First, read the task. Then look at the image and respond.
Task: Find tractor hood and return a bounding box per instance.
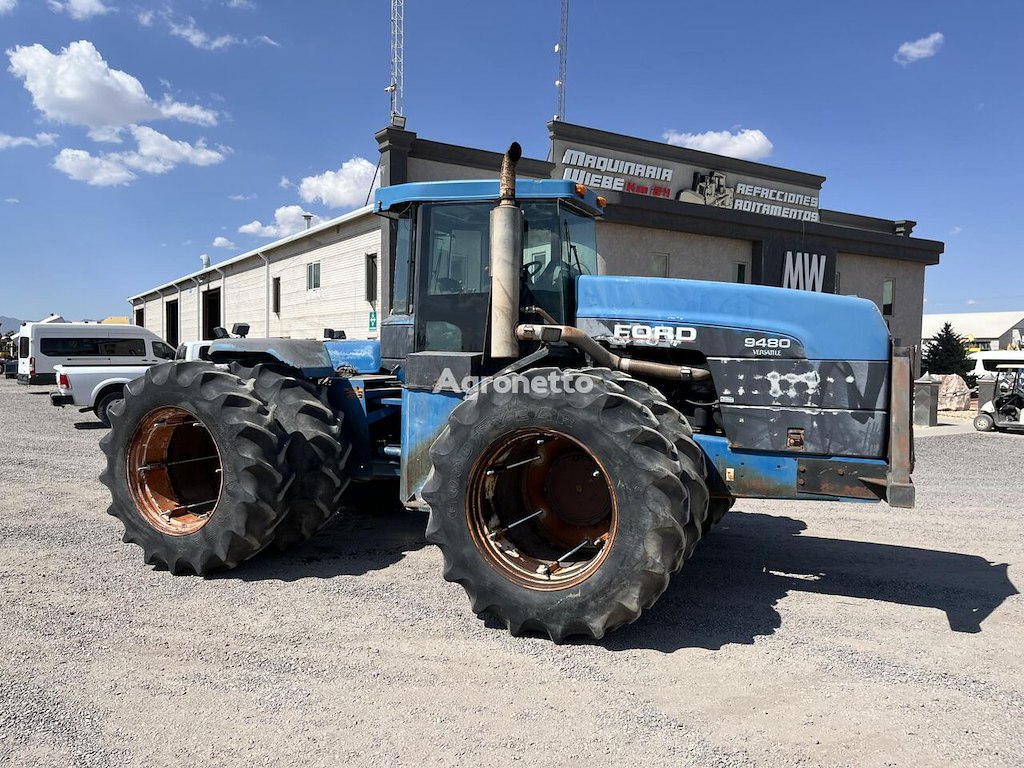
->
[576,275,891,361]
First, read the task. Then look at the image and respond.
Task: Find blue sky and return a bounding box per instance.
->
[0,0,1021,323]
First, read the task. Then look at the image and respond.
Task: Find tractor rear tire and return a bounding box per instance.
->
[230,364,350,551]
[99,361,292,575]
[580,367,708,564]
[423,367,688,641]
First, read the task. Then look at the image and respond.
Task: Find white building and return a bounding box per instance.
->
[922,311,1024,351]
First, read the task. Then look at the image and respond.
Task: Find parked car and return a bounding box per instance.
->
[18,322,175,385]
[50,343,209,426]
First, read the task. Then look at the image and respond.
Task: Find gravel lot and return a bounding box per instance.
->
[1,377,1021,768]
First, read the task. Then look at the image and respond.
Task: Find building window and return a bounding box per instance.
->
[134,307,144,327]
[365,252,378,303]
[306,262,321,291]
[734,262,747,284]
[651,252,668,277]
[882,279,895,316]
[272,277,281,314]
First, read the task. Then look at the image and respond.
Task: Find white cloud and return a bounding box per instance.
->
[87,126,123,143]
[239,205,320,238]
[0,0,17,16]
[4,198,20,204]
[228,193,256,201]
[137,9,155,26]
[155,95,217,126]
[254,35,280,47]
[894,32,944,65]
[46,0,111,20]
[225,0,255,8]
[0,132,58,149]
[663,128,773,161]
[120,125,227,173]
[213,236,236,249]
[299,157,378,209]
[949,225,963,236]
[53,148,136,186]
[53,125,229,186]
[278,175,292,189]
[6,41,219,133]
[169,17,239,51]
[966,298,978,306]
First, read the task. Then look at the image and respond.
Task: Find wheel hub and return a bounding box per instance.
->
[126,406,223,536]
[467,429,616,591]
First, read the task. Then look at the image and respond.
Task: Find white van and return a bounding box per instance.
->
[17,322,176,384]
[969,351,1024,379]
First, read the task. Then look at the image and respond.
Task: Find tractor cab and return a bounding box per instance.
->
[374,178,604,365]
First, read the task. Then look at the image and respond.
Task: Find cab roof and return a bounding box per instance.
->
[374,179,604,217]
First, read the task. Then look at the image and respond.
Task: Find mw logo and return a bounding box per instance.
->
[783,250,827,292]
[613,323,698,344]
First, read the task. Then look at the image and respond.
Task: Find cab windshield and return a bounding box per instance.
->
[412,200,597,353]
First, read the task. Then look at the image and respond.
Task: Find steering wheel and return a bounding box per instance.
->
[522,261,545,279]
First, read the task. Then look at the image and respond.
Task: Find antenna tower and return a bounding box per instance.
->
[555,0,568,121]
[388,0,405,126]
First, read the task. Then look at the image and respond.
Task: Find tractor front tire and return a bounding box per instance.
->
[423,368,687,642]
[580,367,709,563]
[230,364,350,551]
[99,362,292,575]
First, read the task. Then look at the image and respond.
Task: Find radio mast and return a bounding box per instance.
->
[554,0,568,121]
[387,0,405,127]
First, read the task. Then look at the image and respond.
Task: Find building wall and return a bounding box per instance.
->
[836,252,925,349]
[407,158,497,182]
[268,218,382,340]
[596,221,750,281]
[134,213,383,344]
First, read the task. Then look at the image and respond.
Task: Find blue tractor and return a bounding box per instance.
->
[101,144,914,641]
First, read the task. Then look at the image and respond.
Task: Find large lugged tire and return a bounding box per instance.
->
[99,361,292,575]
[423,367,688,641]
[580,367,709,562]
[229,364,350,551]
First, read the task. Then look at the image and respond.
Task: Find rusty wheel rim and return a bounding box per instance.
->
[466,428,616,591]
[126,406,223,536]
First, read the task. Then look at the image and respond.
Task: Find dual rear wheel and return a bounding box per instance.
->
[100,362,348,574]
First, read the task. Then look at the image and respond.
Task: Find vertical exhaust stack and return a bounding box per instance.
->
[490,142,523,359]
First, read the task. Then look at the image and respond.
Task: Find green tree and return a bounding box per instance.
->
[922,322,973,379]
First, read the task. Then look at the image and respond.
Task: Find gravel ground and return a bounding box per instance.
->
[1,377,1021,768]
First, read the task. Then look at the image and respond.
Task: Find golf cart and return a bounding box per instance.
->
[974,364,1024,432]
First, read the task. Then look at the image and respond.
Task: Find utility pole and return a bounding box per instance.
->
[554,0,568,121]
[387,0,406,128]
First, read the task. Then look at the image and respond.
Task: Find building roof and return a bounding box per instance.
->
[922,311,1024,340]
[129,205,373,302]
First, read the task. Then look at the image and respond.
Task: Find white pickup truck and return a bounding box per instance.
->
[50,341,212,426]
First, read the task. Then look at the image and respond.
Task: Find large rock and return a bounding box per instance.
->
[938,373,971,411]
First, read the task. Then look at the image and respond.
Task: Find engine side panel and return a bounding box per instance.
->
[576,275,893,459]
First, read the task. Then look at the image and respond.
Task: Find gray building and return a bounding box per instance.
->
[130,121,944,349]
